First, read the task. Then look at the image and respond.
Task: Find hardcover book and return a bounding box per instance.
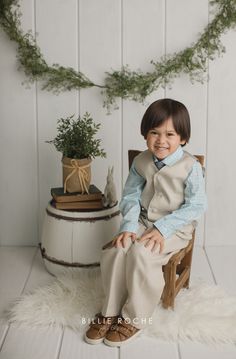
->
[52,199,104,210]
[51,184,102,203]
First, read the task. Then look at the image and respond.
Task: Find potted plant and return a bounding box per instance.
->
[46,112,106,194]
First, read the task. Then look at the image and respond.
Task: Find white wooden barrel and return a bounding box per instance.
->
[40,201,121,276]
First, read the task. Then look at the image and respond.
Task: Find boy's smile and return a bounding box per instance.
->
[146,118,186,160]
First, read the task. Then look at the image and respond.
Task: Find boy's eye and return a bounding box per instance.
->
[167,133,174,136]
[150,131,158,135]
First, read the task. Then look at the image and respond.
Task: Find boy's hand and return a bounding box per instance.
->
[139,227,165,253]
[112,231,137,248]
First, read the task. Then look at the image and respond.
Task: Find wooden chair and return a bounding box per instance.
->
[128,150,204,309]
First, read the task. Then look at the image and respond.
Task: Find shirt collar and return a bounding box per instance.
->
[153,146,183,166]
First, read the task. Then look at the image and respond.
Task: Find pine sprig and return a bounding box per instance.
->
[46,113,106,160]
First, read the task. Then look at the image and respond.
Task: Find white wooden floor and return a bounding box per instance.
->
[0,245,236,359]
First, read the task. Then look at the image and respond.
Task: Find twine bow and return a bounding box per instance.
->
[63,159,90,194]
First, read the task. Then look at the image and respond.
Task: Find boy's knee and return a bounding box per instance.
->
[102,237,133,254]
[128,240,150,258]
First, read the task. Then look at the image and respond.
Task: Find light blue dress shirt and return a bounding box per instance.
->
[118,146,207,239]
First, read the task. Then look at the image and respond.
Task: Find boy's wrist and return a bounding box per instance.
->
[118,222,138,235]
[153,222,171,240]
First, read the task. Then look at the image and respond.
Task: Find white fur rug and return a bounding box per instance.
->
[6,269,236,345]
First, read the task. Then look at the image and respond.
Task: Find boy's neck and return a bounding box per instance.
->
[152,146,183,164]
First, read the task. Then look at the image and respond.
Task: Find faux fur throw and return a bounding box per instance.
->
[7,269,236,345]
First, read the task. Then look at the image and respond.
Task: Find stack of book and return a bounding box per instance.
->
[51,184,104,210]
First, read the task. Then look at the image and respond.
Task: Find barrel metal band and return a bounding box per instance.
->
[46,208,120,222]
[39,243,100,268]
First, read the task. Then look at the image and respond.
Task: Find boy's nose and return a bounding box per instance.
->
[157,135,165,144]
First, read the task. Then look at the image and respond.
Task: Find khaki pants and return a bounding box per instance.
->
[100,219,193,329]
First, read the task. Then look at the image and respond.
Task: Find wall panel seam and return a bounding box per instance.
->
[77,0,80,117]
[121,0,124,191]
[164,0,167,98]
[204,0,210,247]
[34,0,40,244]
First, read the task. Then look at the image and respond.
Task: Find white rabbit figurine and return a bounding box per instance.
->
[103,166,117,207]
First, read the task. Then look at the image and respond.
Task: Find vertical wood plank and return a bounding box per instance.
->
[0,247,37,316]
[205,246,236,295]
[122,0,165,182]
[178,246,236,358]
[206,29,236,245]
[120,336,179,359]
[165,0,208,245]
[191,246,215,284]
[36,0,78,239]
[180,341,236,359]
[59,329,118,359]
[0,325,63,359]
[79,0,122,199]
[0,246,38,355]
[165,0,208,154]
[0,0,38,245]
[23,249,54,292]
[0,248,62,359]
[179,247,236,358]
[0,320,9,350]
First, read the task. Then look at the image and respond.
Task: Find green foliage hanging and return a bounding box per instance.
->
[0,0,236,111]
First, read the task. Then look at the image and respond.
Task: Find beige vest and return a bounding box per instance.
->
[134,149,196,222]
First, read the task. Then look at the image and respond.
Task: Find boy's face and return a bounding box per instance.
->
[146,117,186,160]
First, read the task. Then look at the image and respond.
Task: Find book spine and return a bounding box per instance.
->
[54,200,103,210]
[53,194,102,203]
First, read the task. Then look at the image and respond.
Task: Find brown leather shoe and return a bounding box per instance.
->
[104,318,141,347]
[84,313,119,345]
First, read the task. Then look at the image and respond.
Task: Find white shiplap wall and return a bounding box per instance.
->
[0,0,235,246]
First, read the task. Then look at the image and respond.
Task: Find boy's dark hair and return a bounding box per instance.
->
[140,98,191,146]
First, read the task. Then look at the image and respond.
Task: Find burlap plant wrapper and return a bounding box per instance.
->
[62,156,92,194]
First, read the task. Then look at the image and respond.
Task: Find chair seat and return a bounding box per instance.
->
[167,239,193,265]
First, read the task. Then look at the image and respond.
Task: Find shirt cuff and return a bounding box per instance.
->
[153,220,174,240]
[118,221,139,234]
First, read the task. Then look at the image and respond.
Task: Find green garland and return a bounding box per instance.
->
[0,0,236,111]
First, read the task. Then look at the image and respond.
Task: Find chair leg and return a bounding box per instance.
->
[177,249,194,289]
[161,263,177,309]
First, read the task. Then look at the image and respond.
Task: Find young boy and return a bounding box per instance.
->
[85,98,207,346]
